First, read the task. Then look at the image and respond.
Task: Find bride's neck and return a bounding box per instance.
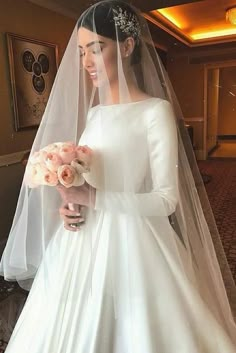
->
[104,71,142,104]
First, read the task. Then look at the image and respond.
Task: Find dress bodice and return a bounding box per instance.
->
[79,98,161,191]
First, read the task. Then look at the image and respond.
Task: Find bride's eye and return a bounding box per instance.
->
[92,46,103,54]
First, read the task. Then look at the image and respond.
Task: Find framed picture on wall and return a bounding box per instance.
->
[6,33,59,131]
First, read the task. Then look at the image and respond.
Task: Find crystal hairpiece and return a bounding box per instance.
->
[112,7,141,40]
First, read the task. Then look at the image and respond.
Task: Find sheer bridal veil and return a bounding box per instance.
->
[1,0,236,343]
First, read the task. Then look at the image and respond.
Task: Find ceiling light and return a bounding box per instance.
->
[157,9,182,29]
[226,7,236,25]
[191,28,236,40]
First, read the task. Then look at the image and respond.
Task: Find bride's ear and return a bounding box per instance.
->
[120,37,135,58]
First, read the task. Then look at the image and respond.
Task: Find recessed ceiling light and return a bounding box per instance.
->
[226,7,236,25]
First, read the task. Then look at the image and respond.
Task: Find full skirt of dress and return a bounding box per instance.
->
[4,210,236,353]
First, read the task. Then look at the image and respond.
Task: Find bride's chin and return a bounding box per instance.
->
[92,79,105,88]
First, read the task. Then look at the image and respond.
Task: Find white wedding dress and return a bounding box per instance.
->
[4,98,236,352]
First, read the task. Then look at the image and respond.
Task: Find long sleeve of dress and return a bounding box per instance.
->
[94,100,179,216]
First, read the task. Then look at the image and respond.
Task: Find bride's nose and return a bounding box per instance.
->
[83,51,93,69]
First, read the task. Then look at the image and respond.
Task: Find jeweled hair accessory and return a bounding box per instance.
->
[112,7,141,40]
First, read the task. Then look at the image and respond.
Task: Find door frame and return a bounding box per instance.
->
[203,60,236,159]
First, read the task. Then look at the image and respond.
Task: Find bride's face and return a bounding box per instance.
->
[78,27,119,88]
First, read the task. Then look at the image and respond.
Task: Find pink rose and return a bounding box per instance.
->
[27,163,45,185]
[25,163,58,187]
[42,143,60,154]
[25,163,39,188]
[57,165,84,188]
[76,145,93,169]
[30,150,47,164]
[71,158,88,173]
[43,170,59,186]
[58,143,77,164]
[44,152,63,172]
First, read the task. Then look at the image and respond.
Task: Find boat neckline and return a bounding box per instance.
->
[91,97,159,108]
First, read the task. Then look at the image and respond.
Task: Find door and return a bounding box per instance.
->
[206,68,219,154]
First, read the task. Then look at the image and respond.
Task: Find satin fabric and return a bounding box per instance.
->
[5,99,236,352]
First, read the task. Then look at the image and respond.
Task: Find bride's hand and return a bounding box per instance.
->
[57,182,96,208]
[59,203,85,232]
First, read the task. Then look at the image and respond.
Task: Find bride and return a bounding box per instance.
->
[1,1,236,352]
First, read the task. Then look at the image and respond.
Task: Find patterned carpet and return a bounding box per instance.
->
[0,340,7,353]
[0,159,235,349]
[198,159,236,281]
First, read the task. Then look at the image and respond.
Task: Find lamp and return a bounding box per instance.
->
[226,7,236,25]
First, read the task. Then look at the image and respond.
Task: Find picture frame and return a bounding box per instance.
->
[6,33,59,131]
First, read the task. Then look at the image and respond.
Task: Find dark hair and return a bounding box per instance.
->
[77,0,142,65]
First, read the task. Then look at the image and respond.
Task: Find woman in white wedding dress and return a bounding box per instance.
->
[1,1,236,352]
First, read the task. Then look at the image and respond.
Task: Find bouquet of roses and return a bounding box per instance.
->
[25,142,92,189]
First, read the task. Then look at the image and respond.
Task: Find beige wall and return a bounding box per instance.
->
[167,48,236,156]
[167,54,205,155]
[218,66,236,136]
[168,55,204,118]
[0,0,76,246]
[0,0,76,156]
[0,163,25,254]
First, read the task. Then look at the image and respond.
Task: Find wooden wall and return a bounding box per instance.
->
[0,0,75,249]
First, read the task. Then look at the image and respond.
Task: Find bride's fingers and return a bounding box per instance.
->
[67,216,84,223]
[63,222,80,232]
[59,207,80,217]
[60,214,84,223]
[63,216,84,231]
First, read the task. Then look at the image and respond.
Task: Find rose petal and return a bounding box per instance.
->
[71,159,89,173]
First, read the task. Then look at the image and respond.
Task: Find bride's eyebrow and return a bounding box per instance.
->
[79,41,105,49]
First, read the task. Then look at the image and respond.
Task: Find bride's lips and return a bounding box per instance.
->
[88,71,98,80]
